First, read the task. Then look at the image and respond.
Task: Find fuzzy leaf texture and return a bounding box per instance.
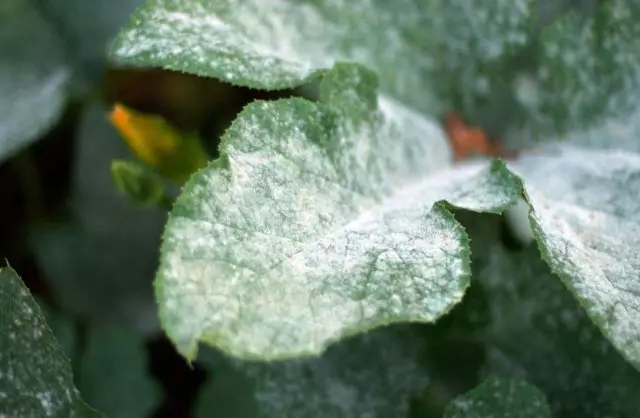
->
[113,0,640,368]
[111,0,640,143]
[0,267,103,418]
[155,63,522,360]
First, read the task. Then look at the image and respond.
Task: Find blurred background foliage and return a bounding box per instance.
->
[0,0,628,417]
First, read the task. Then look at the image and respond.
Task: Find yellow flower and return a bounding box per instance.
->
[109,103,208,184]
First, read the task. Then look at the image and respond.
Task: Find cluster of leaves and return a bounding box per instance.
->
[2,0,640,417]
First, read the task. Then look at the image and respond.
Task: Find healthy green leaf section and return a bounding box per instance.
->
[443,377,552,418]
[156,63,521,361]
[77,326,162,418]
[196,325,430,418]
[0,0,70,162]
[0,267,103,418]
[510,144,640,370]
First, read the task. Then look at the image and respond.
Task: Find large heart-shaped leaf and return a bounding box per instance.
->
[156,63,522,360]
[0,266,103,417]
[112,0,640,369]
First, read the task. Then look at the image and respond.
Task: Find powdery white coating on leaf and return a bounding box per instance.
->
[112,0,537,117]
[0,4,70,162]
[157,65,522,360]
[444,377,552,418]
[0,267,101,418]
[511,144,640,370]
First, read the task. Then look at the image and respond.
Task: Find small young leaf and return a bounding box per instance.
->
[444,377,552,418]
[156,63,522,361]
[109,103,208,184]
[111,159,167,207]
[0,266,103,417]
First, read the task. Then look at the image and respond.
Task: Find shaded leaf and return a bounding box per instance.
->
[444,377,552,418]
[0,266,102,418]
[30,103,166,334]
[77,325,162,418]
[464,221,640,417]
[196,324,430,418]
[0,0,70,162]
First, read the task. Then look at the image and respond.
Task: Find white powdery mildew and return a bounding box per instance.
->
[156,77,522,359]
[512,144,640,368]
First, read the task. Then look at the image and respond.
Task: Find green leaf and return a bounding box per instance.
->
[0,266,103,417]
[196,324,430,418]
[463,219,640,418]
[111,0,538,118]
[510,144,640,370]
[0,0,70,162]
[110,159,168,207]
[155,63,522,361]
[443,377,552,418]
[77,325,162,418]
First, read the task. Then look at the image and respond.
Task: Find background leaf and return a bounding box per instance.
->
[39,0,143,84]
[76,325,162,418]
[196,324,430,418]
[0,266,102,417]
[29,103,166,334]
[0,0,70,162]
[443,377,552,418]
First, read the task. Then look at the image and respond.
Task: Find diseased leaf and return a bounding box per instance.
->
[0,0,70,162]
[196,324,430,418]
[156,63,522,360]
[443,377,552,418]
[459,213,640,418]
[77,325,162,418]
[510,144,640,370]
[0,266,103,418]
[111,0,536,119]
